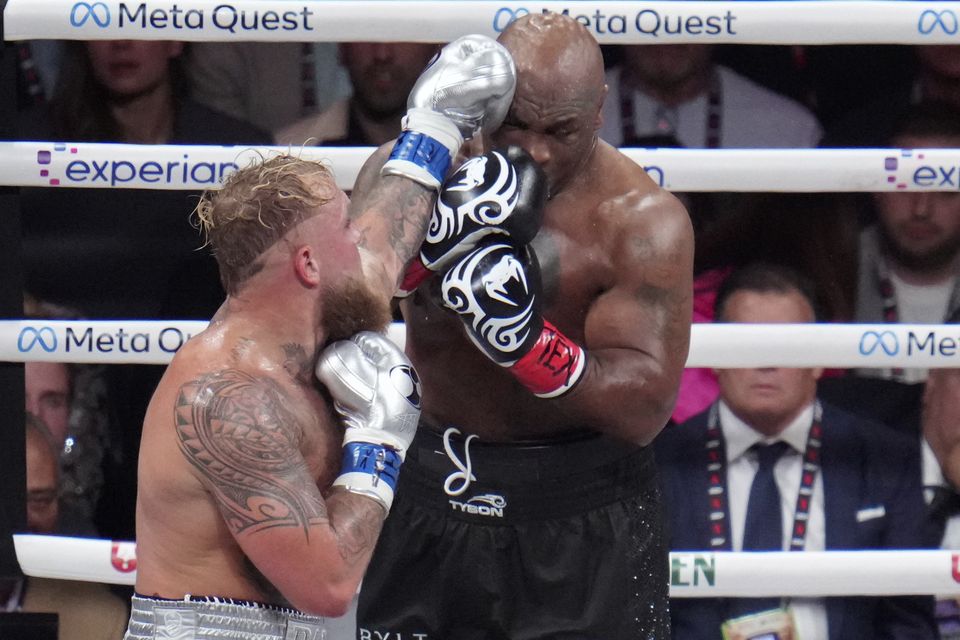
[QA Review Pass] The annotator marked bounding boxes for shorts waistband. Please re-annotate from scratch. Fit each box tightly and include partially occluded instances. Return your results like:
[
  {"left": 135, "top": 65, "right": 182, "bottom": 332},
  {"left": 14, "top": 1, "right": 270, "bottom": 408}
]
[
  {"left": 124, "top": 593, "right": 326, "bottom": 640},
  {"left": 396, "top": 427, "right": 657, "bottom": 522}
]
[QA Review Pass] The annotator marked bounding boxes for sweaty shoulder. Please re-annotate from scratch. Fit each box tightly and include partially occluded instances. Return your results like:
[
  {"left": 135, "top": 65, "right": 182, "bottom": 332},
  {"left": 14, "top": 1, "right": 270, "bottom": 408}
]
[{"left": 591, "top": 143, "right": 692, "bottom": 264}]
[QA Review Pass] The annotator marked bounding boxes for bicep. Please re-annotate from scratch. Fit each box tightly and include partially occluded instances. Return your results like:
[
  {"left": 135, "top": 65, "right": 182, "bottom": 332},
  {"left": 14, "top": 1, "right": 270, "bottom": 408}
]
[
  {"left": 175, "top": 370, "right": 328, "bottom": 543},
  {"left": 584, "top": 196, "right": 694, "bottom": 372}
]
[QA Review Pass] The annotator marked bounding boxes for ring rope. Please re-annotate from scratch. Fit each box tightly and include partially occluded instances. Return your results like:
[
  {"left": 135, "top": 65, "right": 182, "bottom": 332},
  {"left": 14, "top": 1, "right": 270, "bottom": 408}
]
[
  {"left": 5, "top": 1, "right": 960, "bottom": 45},
  {"left": 6, "top": 142, "right": 960, "bottom": 192},
  {"left": 3, "top": 320, "right": 958, "bottom": 368},
  {"left": 13, "top": 534, "right": 960, "bottom": 596}
]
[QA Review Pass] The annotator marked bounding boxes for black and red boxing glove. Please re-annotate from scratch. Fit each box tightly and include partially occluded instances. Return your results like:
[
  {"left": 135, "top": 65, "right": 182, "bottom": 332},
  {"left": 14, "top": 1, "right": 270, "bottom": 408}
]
[
  {"left": 397, "top": 146, "right": 547, "bottom": 297},
  {"left": 440, "top": 239, "right": 586, "bottom": 398}
]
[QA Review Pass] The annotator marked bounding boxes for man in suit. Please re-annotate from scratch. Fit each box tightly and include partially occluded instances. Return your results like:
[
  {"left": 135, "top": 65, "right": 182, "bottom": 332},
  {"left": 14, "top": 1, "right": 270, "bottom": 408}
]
[{"left": 655, "top": 263, "right": 936, "bottom": 640}]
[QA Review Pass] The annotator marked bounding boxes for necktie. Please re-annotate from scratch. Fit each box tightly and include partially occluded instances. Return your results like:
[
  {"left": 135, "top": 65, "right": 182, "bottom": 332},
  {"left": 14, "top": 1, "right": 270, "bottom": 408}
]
[{"left": 731, "top": 441, "right": 791, "bottom": 618}]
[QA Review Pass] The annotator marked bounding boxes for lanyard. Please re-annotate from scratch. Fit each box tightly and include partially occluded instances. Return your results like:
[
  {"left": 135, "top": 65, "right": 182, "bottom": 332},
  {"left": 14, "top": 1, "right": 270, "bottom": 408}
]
[
  {"left": 705, "top": 402, "right": 823, "bottom": 551},
  {"left": 620, "top": 71, "right": 722, "bottom": 148}
]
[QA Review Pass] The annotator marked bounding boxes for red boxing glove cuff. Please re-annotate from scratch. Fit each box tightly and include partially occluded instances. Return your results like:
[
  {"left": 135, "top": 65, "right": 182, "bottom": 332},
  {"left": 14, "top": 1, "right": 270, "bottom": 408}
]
[
  {"left": 397, "top": 257, "right": 432, "bottom": 298},
  {"left": 509, "top": 320, "right": 586, "bottom": 398}
]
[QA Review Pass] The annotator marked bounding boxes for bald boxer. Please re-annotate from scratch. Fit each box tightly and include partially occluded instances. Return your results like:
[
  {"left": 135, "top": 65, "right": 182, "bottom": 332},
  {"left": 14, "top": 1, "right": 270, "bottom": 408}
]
[
  {"left": 355, "top": 13, "right": 693, "bottom": 639},
  {"left": 123, "top": 34, "right": 515, "bottom": 640}
]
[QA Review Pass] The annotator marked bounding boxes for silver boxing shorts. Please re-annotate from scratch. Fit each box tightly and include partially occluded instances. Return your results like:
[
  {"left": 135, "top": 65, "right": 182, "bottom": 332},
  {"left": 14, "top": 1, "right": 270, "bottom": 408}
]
[{"left": 124, "top": 593, "right": 329, "bottom": 640}]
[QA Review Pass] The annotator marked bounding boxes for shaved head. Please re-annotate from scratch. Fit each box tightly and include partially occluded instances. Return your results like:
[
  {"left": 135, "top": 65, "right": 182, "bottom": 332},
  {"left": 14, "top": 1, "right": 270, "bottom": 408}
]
[
  {"left": 492, "top": 12, "right": 607, "bottom": 193},
  {"left": 498, "top": 13, "right": 605, "bottom": 107}
]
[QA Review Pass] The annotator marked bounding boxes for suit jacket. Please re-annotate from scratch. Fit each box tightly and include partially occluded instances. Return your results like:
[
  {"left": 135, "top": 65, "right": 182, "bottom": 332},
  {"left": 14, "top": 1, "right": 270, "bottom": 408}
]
[
  {"left": 654, "top": 401, "right": 936, "bottom": 640},
  {"left": 22, "top": 577, "right": 129, "bottom": 640}
]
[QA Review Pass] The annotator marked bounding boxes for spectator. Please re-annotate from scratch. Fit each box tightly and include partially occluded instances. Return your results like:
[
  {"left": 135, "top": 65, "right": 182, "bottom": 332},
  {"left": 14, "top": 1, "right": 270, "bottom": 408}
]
[
  {"left": 823, "top": 46, "right": 960, "bottom": 147},
  {"left": 655, "top": 263, "right": 935, "bottom": 640},
  {"left": 17, "top": 41, "right": 271, "bottom": 540},
  {"left": 23, "top": 295, "right": 111, "bottom": 538},
  {"left": 276, "top": 42, "right": 438, "bottom": 147},
  {"left": 188, "top": 42, "right": 351, "bottom": 133},
  {"left": 0, "top": 414, "right": 128, "bottom": 640},
  {"left": 600, "top": 44, "right": 822, "bottom": 148},
  {"left": 855, "top": 101, "right": 960, "bottom": 382},
  {"left": 17, "top": 39, "right": 269, "bottom": 320},
  {"left": 672, "top": 192, "right": 861, "bottom": 424}
]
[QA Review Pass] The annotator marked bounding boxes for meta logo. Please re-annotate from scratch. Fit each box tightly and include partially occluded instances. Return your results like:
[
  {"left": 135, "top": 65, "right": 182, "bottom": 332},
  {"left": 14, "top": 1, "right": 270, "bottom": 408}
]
[
  {"left": 70, "top": 1, "right": 111, "bottom": 28},
  {"left": 493, "top": 6, "right": 737, "bottom": 37},
  {"left": 859, "top": 329, "right": 960, "bottom": 360},
  {"left": 918, "top": 9, "right": 958, "bottom": 36},
  {"left": 17, "top": 326, "right": 58, "bottom": 353},
  {"left": 859, "top": 330, "right": 899, "bottom": 356}
]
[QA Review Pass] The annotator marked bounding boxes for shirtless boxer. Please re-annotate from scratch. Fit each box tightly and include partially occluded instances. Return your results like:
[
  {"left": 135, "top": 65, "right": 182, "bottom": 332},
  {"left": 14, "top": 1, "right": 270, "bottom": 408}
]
[
  {"left": 355, "top": 12, "right": 694, "bottom": 639},
  {"left": 122, "top": 34, "right": 516, "bottom": 639}
]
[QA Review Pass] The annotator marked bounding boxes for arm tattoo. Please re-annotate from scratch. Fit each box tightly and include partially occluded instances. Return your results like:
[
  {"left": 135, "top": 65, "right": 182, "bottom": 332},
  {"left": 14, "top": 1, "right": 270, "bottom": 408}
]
[
  {"left": 328, "top": 494, "right": 385, "bottom": 566},
  {"left": 175, "top": 369, "right": 328, "bottom": 537},
  {"left": 356, "top": 179, "right": 434, "bottom": 267}
]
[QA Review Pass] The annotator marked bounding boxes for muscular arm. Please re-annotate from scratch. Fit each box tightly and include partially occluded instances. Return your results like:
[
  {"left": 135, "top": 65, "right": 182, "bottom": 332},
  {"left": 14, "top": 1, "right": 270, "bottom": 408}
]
[
  {"left": 348, "top": 144, "right": 436, "bottom": 302},
  {"left": 175, "top": 369, "right": 381, "bottom": 616},
  {"left": 560, "top": 190, "right": 694, "bottom": 445}
]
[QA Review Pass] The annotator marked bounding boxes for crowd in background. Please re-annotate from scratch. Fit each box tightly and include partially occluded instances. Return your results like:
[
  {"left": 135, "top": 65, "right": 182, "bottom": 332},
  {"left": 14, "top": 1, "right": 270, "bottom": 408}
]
[{"left": 5, "top": 36, "right": 960, "bottom": 639}]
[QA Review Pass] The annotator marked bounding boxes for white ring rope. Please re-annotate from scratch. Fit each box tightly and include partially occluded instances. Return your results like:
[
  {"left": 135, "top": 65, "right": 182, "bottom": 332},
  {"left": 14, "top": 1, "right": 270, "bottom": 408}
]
[
  {"left": 3, "top": 320, "right": 958, "bottom": 369},
  {"left": 5, "top": 1, "right": 960, "bottom": 45},
  {"left": 7, "top": 142, "right": 960, "bottom": 193},
  {"left": 13, "top": 534, "right": 960, "bottom": 597}
]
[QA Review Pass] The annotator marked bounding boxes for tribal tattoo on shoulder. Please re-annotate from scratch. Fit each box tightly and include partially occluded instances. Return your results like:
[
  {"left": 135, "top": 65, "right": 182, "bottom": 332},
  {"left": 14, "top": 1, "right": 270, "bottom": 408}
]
[{"left": 175, "top": 369, "right": 327, "bottom": 537}]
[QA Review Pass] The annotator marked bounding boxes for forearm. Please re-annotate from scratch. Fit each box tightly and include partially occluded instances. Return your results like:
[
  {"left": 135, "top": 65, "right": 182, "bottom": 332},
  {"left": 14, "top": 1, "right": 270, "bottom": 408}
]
[
  {"left": 558, "top": 346, "right": 684, "bottom": 445},
  {"left": 354, "top": 176, "right": 435, "bottom": 301}
]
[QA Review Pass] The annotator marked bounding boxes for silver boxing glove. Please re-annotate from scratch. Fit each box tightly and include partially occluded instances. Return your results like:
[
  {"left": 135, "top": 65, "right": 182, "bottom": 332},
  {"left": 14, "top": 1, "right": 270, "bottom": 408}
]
[
  {"left": 316, "top": 331, "right": 422, "bottom": 512},
  {"left": 382, "top": 34, "right": 517, "bottom": 190}
]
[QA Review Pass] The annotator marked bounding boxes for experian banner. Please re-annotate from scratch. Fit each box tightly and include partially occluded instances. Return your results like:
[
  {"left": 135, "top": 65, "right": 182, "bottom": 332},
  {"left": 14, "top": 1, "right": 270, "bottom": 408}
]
[
  {"left": 5, "top": 1, "right": 960, "bottom": 44},
  {"left": 5, "top": 143, "right": 960, "bottom": 193},
  {"left": 0, "top": 142, "right": 370, "bottom": 191}
]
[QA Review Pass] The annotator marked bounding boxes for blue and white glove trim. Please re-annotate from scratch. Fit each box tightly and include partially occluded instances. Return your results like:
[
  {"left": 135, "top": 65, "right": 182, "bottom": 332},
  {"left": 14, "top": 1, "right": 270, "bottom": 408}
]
[
  {"left": 381, "top": 108, "right": 462, "bottom": 189},
  {"left": 333, "top": 441, "right": 403, "bottom": 513}
]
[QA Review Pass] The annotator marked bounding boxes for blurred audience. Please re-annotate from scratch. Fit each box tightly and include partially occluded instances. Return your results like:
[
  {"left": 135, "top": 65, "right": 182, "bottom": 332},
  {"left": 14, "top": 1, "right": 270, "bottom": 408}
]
[
  {"left": 823, "top": 45, "right": 960, "bottom": 147},
  {"left": 656, "top": 263, "right": 936, "bottom": 640},
  {"left": 16, "top": 41, "right": 272, "bottom": 540},
  {"left": 188, "top": 41, "right": 350, "bottom": 133},
  {"left": 855, "top": 102, "right": 960, "bottom": 369},
  {"left": 24, "top": 295, "right": 113, "bottom": 538},
  {"left": 672, "top": 192, "right": 861, "bottom": 423},
  {"left": 600, "top": 44, "right": 822, "bottom": 148},
  {"left": 0, "top": 414, "right": 128, "bottom": 640},
  {"left": 17, "top": 40, "right": 269, "bottom": 319},
  {"left": 276, "top": 42, "right": 438, "bottom": 147},
  {"left": 14, "top": 40, "right": 63, "bottom": 110}
]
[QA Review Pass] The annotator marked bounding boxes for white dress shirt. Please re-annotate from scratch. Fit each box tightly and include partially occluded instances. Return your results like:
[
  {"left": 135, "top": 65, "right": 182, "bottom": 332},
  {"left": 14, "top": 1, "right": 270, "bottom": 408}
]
[
  {"left": 600, "top": 65, "right": 823, "bottom": 149},
  {"left": 719, "top": 401, "right": 829, "bottom": 640}
]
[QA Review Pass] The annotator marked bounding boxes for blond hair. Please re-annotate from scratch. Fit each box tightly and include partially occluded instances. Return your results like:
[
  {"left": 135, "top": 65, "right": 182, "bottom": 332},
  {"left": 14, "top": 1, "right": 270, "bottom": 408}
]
[{"left": 195, "top": 154, "right": 337, "bottom": 295}]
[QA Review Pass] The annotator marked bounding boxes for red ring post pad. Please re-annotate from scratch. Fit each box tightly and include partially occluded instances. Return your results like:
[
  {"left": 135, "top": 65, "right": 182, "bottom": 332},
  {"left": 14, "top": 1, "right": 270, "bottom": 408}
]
[
  {"left": 509, "top": 319, "right": 586, "bottom": 398},
  {"left": 386, "top": 130, "right": 453, "bottom": 186}
]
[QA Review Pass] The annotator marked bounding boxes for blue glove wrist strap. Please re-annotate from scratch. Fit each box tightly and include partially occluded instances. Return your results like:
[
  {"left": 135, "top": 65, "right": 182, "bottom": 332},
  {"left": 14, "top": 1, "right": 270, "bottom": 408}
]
[
  {"left": 388, "top": 130, "right": 452, "bottom": 185},
  {"left": 340, "top": 442, "right": 402, "bottom": 492}
]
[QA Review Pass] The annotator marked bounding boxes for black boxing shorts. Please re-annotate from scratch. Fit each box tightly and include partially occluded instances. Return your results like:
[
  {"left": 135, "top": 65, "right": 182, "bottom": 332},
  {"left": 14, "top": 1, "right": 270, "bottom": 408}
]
[{"left": 356, "top": 426, "right": 671, "bottom": 640}]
